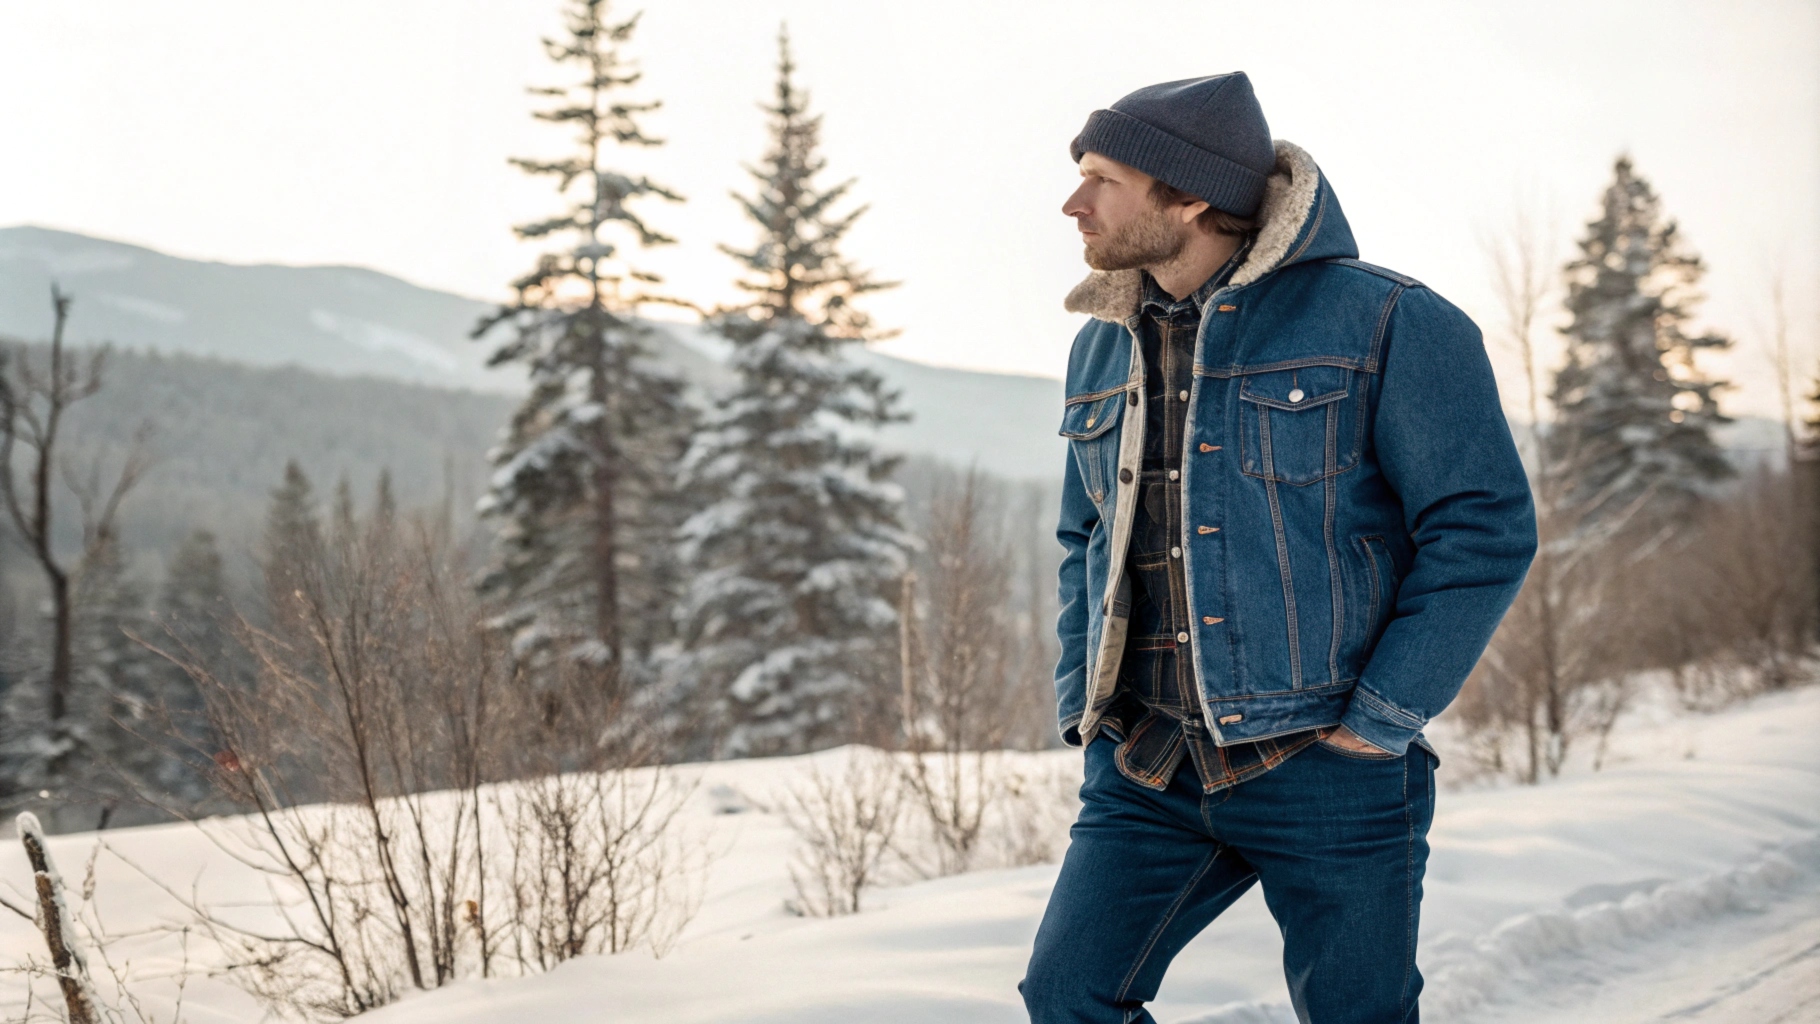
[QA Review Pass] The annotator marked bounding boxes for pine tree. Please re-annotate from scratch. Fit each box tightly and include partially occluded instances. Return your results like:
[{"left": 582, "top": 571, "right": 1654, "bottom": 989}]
[
  {"left": 674, "top": 28, "right": 913, "bottom": 757},
  {"left": 261, "top": 460, "right": 322, "bottom": 638},
  {"left": 68, "top": 531, "right": 174, "bottom": 821},
  {"left": 1552, "top": 156, "right": 1732, "bottom": 525},
  {"left": 476, "top": 0, "right": 696, "bottom": 703},
  {"left": 156, "top": 528, "right": 232, "bottom": 737}
]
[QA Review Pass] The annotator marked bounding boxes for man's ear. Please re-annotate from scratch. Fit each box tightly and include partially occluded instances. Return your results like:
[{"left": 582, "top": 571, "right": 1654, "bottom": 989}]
[{"left": 1179, "top": 200, "right": 1210, "bottom": 226}]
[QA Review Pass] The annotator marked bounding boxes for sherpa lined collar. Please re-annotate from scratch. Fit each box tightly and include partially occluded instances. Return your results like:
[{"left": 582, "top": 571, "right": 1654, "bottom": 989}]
[{"left": 1064, "top": 140, "right": 1325, "bottom": 324}]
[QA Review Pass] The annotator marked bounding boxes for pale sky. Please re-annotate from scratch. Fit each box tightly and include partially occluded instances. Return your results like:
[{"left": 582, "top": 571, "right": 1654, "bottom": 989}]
[{"left": 2, "top": 0, "right": 1816, "bottom": 420}]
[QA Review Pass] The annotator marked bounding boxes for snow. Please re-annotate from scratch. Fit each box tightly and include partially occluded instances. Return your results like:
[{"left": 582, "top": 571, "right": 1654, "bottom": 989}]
[
  {"left": 2, "top": 683, "right": 1816, "bottom": 1023},
  {"left": 307, "top": 308, "right": 462, "bottom": 373}
]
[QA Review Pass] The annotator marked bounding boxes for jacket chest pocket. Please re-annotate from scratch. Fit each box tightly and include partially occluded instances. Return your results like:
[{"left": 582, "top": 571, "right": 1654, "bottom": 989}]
[
  {"left": 1238, "top": 365, "right": 1359, "bottom": 485},
  {"left": 1060, "top": 389, "right": 1128, "bottom": 505}
]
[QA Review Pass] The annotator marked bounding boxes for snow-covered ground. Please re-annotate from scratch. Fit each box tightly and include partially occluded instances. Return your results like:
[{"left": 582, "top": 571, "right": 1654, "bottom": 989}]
[{"left": 3, "top": 682, "right": 1817, "bottom": 1023}]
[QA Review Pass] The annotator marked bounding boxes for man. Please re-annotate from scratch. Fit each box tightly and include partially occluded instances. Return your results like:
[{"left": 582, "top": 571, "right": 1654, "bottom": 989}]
[{"left": 1021, "top": 73, "right": 1536, "bottom": 1024}]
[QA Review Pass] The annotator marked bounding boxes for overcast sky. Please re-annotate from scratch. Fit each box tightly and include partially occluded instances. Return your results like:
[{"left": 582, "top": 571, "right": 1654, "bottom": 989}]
[{"left": 2, "top": 0, "right": 1816, "bottom": 419}]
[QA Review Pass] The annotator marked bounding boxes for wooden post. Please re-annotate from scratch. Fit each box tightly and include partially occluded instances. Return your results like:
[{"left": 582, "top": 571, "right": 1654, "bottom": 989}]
[{"left": 16, "top": 812, "right": 101, "bottom": 1024}]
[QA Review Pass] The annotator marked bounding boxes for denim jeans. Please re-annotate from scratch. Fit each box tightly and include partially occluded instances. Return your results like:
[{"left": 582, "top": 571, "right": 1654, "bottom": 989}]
[{"left": 1021, "top": 732, "right": 1437, "bottom": 1023}]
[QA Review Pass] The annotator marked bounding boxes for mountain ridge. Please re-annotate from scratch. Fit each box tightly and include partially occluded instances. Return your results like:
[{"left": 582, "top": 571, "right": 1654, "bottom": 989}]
[{"left": 0, "top": 225, "right": 1067, "bottom": 481}]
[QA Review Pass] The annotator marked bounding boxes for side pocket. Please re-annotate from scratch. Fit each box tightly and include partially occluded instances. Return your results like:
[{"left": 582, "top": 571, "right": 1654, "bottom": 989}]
[{"left": 1358, "top": 535, "right": 1389, "bottom": 636}]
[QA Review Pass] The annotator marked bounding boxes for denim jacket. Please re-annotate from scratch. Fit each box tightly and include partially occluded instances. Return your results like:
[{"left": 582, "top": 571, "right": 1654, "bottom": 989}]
[{"left": 1054, "top": 141, "right": 1537, "bottom": 755}]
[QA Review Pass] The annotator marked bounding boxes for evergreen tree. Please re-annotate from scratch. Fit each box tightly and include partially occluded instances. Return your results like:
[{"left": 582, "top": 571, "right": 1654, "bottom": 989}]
[
  {"left": 673, "top": 28, "right": 913, "bottom": 757},
  {"left": 476, "top": 0, "right": 696, "bottom": 703},
  {"left": 157, "top": 528, "right": 232, "bottom": 695},
  {"left": 1552, "top": 156, "right": 1732, "bottom": 525},
  {"left": 69, "top": 531, "right": 180, "bottom": 819},
  {"left": 261, "top": 460, "right": 322, "bottom": 636}
]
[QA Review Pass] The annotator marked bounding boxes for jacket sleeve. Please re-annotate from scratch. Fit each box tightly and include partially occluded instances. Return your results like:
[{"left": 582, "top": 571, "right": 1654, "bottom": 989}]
[
  {"left": 1054, "top": 431, "right": 1097, "bottom": 747},
  {"left": 1340, "top": 287, "right": 1537, "bottom": 753}
]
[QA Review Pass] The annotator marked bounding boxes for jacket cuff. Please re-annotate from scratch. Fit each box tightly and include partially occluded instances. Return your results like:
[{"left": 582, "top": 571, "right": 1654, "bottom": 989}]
[
  {"left": 1339, "top": 685, "right": 1426, "bottom": 754},
  {"left": 1059, "top": 712, "right": 1085, "bottom": 748}
]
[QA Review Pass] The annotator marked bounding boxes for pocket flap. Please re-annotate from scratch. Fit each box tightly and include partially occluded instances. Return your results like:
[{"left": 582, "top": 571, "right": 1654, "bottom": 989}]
[
  {"left": 1059, "top": 390, "right": 1127, "bottom": 440},
  {"left": 1238, "top": 366, "right": 1351, "bottom": 411}
]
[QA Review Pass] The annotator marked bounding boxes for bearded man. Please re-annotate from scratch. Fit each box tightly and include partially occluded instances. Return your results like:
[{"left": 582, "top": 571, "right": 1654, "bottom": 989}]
[{"left": 1020, "top": 73, "right": 1536, "bottom": 1024}]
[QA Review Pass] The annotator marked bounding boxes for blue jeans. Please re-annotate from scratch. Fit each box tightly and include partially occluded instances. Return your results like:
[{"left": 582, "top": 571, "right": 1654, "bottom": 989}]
[{"left": 1021, "top": 733, "right": 1436, "bottom": 1023}]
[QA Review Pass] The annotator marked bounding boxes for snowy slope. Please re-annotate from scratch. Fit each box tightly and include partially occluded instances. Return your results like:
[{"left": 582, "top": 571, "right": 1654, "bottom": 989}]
[{"left": 2, "top": 684, "right": 1816, "bottom": 1023}]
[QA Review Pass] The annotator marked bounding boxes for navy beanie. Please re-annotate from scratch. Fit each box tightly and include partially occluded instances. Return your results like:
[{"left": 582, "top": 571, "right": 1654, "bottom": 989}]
[{"left": 1070, "top": 72, "right": 1275, "bottom": 217}]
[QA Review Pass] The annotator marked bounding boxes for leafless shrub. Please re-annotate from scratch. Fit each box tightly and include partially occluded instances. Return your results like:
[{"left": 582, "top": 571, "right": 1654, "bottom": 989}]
[
  {"left": 895, "top": 469, "right": 1022, "bottom": 875},
  {"left": 129, "top": 490, "right": 701, "bottom": 1020},
  {"left": 496, "top": 767, "right": 703, "bottom": 967},
  {"left": 138, "top": 506, "right": 503, "bottom": 1018},
  {"left": 988, "top": 760, "right": 1078, "bottom": 868},
  {"left": 780, "top": 750, "right": 904, "bottom": 917},
  {"left": 1674, "top": 469, "right": 1817, "bottom": 691}
]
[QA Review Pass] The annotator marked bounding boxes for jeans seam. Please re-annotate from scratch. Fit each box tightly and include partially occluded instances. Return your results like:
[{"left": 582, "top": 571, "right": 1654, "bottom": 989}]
[
  {"left": 1114, "top": 844, "right": 1224, "bottom": 1005},
  {"left": 1400, "top": 749, "right": 1415, "bottom": 1019}
]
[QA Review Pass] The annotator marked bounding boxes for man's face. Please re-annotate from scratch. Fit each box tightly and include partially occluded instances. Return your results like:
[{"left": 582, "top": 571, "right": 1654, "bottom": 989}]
[{"left": 1063, "top": 151, "right": 1186, "bottom": 271}]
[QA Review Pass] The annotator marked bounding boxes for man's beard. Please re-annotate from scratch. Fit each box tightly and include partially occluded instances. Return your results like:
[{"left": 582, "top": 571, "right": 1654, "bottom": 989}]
[{"left": 1082, "top": 206, "right": 1185, "bottom": 271}]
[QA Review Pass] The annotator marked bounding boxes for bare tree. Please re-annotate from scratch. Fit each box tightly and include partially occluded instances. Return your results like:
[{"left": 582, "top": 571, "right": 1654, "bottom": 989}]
[
  {"left": 0, "top": 289, "right": 153, "bottom": 808},
  {"left": 1460, "top": 210, "right": 1645, "bottom": 781},
  {"left": 896, "top": 468, "right": 1029, "bottom": 875},
  {"left": 1762, "top": 268, "right": 1798, "bottom": 467}
]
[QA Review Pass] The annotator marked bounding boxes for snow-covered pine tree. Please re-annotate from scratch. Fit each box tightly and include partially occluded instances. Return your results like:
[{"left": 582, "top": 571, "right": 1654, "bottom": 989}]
[
  {"left": 475, "top": 0, "right": 695, "bottom": 706},
  {"left": 67, "top": 529, "right": 175, "bottom": 824},
  {"left": 674, "top": 28, "right": 913, "bottom": 757},
  {"left": 1551, "top": 156, "right": 1732, "bottom": 525},
  {"left": 152, "top": 528, "right": 230, "bottom": 790}
]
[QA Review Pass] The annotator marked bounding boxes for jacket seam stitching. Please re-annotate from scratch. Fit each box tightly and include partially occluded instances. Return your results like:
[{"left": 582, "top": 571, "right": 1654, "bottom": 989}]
[
  {"left": 1324, "top": 403, "right": 1343, "bottom": 685},
  {"left": 1196, "top": 354, "right": 1369, "bottom": 377},
  {"left": 1259, "top": 406, "right": 1302, "bottom": 688},
  {"left": 1360, "top": 535, "right": 1385, "bottom": 640},
  {"left": 1065, "top": 382, "right": 1141, "bottom": 405},
  {"left": 1368, "top": 284, "right": 1408, "bottom": 372}
]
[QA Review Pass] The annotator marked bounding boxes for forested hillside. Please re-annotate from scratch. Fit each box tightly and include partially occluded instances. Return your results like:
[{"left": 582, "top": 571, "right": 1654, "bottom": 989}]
[{"left": 0, "top": 344, "right": 512, "bottom": 584}]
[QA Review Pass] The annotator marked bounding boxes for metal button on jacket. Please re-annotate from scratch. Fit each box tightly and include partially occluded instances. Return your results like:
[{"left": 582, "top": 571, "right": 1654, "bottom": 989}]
[
  {"left": 1175, "top": 631, "right": 1189, "bottom": 643},
  {"left": 1287, "top": 387, "right": 1306, "bottom": 403},
  {"left": 1177, "top": 389, "right": 1189, "bottom": 401},
  {"left": 1168, "top": 469, "right": 1180, "bottom": 481},
  {"left": 1119, "top": 468, "right": 1133, "bottom": 484}
]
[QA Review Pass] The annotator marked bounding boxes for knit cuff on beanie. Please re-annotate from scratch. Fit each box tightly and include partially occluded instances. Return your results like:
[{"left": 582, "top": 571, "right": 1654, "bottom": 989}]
[{"left": 1071, "top": 108, "right": 1269, "bottom": 218}]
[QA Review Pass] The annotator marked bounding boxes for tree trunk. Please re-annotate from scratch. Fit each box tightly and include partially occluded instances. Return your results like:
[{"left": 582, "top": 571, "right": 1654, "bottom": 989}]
[
  {"left": 47, "top": 568, "right": 72, "bottom": 723},
  {"left": 589, "top": 353, "right": 622, "bottom": 702}
]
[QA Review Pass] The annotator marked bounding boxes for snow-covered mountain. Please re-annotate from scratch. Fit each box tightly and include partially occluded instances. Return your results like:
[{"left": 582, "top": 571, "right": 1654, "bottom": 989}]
[{"left": 0, "top": 226, "right": 1067, "bottom": 481}]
